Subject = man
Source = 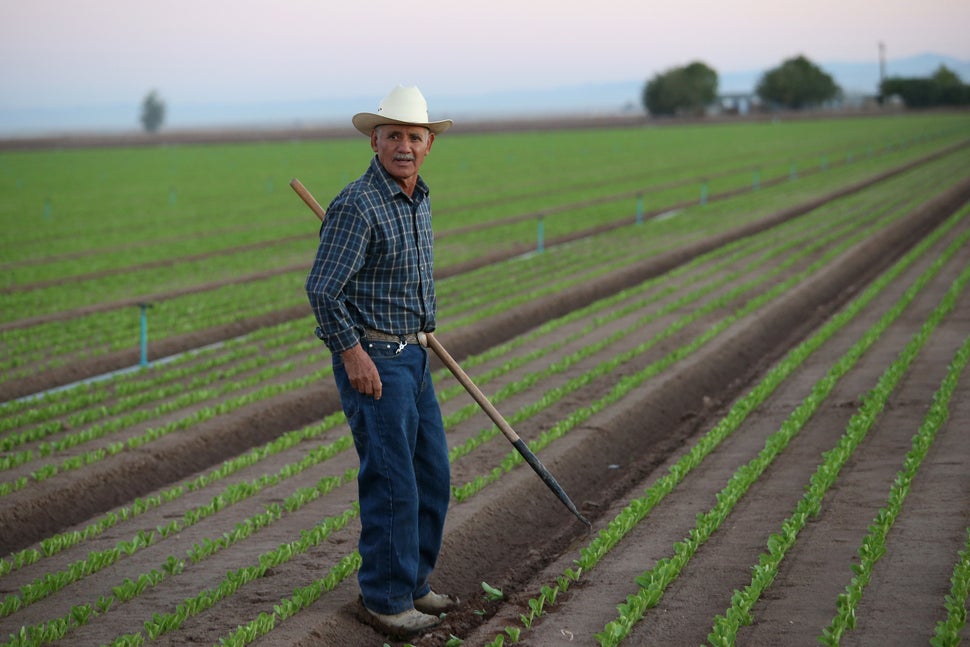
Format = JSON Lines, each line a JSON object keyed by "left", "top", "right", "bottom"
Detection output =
{"left": 304, "top": 85, "right": 458, "bottom": 640}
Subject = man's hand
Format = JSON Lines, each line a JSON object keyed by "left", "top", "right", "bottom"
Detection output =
{"left": 341, "top": 344, "right": 382, "bottom": 399}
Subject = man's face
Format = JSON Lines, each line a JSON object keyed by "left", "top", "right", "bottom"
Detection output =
{"left": 371, "top": 124, "right": 435, "bottom": 190}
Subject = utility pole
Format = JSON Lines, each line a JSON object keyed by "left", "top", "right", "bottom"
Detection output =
{"left": 878, "top": 42, "right": 886, "bottom": 102}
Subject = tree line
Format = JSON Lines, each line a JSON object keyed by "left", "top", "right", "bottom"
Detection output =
{"left": 136, "top": 57, "right": 968, "bottom": 133}
{"left": 642, "top": 54, "right": 969, "bottom": 117}
{"left": 880, "top": 66, "right": 970, "bottom": 108}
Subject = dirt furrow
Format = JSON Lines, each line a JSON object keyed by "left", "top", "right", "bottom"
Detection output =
{"left": 636, "top": 227, "right": 970, "bottom": 647}
{"left": 1, "top": 173, "right": 968, "bottom": 647}
{"left": 451, "top": 189, "right": 970, "bottom": 647}
{"left": 841, "top": 360, "right": 970, "bottom": 647}
{"left": 253, "top": 176, "right": 970, "bottom": 647}
{"left": 733, "top": 244, "right": 970, "bottom": 647}
{"left": 0, "top": 174, "right": 910, "bottom": 553}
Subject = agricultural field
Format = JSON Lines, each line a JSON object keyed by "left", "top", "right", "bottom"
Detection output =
{"left": 1, "top": 112, "right": 969, "bottom": 647}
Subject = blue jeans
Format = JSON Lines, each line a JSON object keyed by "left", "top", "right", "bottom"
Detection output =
{"left": 333, "top": 340, "right": 450, "bottom": 615}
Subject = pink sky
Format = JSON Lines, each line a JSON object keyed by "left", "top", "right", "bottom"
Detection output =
{"left": 1, "top": 0, "right": 968, "bottom": 110}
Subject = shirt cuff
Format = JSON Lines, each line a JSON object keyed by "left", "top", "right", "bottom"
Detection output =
{"left": 315, "top": 326, "right": 359, "bottom": 355}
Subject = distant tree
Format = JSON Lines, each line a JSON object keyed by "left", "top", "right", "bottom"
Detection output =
{"left": 931, "top": 65, "right": 970, "bottom": 105}
{"left": 880, "top": 77, "right": 939, "bottom": 108}
{"left": 756, "top": 55, "right": 840, "bottom": 109}
{"left": 880, "top": 65, "right": 970, "bottom": 108}
{"left": 140, "top": 90, "right": 166, "bottom": 133}
{"left": 643, "top": 61, "right": 718, "bottom": 116}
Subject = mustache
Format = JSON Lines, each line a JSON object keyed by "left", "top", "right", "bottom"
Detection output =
{"left": 393, "top": 153, "right": 416, "bottom": 162}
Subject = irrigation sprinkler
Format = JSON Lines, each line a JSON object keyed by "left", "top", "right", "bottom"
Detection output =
{"left": 289, "top": 177, "right": 592, "bottom": 529}
{"left": 137, "top": 302, "right": 153, "bottom": 367}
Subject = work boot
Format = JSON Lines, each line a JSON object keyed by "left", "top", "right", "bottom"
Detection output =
{"left": 414, "top": 590, "right": 460, "bottom": 615}
{"left": 357, "top": 599, "right": 440, "bottom": 640}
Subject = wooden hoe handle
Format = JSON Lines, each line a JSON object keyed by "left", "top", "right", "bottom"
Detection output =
{"left": 290, "top": 178, "right": 326, "bottom": 221}
{"left": 418, "top": 332, "right": 521, "bottom": 444}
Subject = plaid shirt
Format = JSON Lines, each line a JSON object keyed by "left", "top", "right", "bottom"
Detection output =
{"left": 305, "top": 156, "right": 437, "bottom": 354}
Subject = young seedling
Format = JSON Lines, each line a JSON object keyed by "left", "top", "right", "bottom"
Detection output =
{"left": 481, "top": 581, "right": 504, "bottom": 601}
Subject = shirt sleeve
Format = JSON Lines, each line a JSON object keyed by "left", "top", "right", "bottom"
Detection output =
{"left": 304, "top": 198, "right": 370, "bottom": 354}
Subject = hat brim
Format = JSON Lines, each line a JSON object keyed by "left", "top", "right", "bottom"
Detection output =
{"left": 352, "top": 112, "right": 453, "bottom": 136}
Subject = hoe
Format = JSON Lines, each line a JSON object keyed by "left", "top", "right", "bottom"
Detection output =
{"left": 291, "top": 178, "right": 591, "bottom": 529}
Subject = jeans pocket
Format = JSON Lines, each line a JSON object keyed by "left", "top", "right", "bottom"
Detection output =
{"left": 362, "top": 340, "right": 405, "bottom": 360}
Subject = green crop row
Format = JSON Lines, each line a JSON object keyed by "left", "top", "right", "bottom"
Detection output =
{"left": 0, "top": 134, "right": 914, "bottom": 329}
{"left": 620, "top": 215, "right": 970, "bottom": 646}
{"left": 2, "top": 115, "right": 966, "bottom": 386}
{"left": 0, "top": 427, "right": 355, "bottom": 618}
{"left": 432, "top": 133, "right": 958, "bottom": 270}
{"left": 820, "top": 327, "right": 970, "bottom": 644}
{"left": 0, "top": 335, "right": 275, "bottom": 438}
{"left": 0, "top": 144, "right": 960, "bottom": 528}
{"left": 1, "top": 221, "right": 936, "bottom": 644}
{"left": 209, "top": 209, "right": 851, "bottom": 644}
{"left": 0, "top": 342, "right": 320, "bottom": 473}
{"left": 0, "top": 142, "right": 952, "bottom": 506}
{"left": 3, "top": 114, "right": 955, "bottom": 258}
{"left": 453, "top": 180, "right": 936, "bottom": 503}
{"left": 7, "top": 499, "right": 359, "bottom": 647}
{"left": 437, "top": 140, "right": 968, "bottom": 338}
{"left": 0, "top": 158, "right": 884, "bottom": 647}
{"left": 2, "top": 117, "right": 969, "bottom": 647}
{"left": 0, "top": 359, "right": 328, "bottom": 494}
{"left": 932, "top": 526, "right": 970, "bottom": 647}
{"left": 0, "top": 405, "right": 351, "bottom": 577}
{"left": 481, "top": 201, "right": 968, "bottom": 647}
{"left": 4, "top": 149, "right": 932, "bottom": 467}
{"left": 6, "top": 246, "right": 742, "bottom": 593}
{"left": 1, "top": 140, "right": 960, "bottom": 391}
{"left": 709, "top": 241, "right": 970, "bottom": 647}
{"left": 0, "top": 345, "right": 316, "bottom": 466}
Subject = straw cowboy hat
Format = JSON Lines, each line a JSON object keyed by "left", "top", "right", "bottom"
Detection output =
{"left": 352, "top": 85, "right": 453, "bottom": 136}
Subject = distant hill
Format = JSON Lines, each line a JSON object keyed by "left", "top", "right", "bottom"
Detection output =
{"left": 1, "top": 52, "right": 967, "bottom": 137}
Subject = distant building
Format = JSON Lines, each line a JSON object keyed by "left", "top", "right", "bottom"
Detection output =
{"left": 713, "top": 92, "right": 760, "bottom": 116}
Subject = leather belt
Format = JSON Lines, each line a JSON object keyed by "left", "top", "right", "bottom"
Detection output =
{"left": 361, "top": 327, "right": 420, "bottom": 345}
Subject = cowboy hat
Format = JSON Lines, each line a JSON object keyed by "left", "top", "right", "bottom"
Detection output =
{"left": 352, "top": 85, "right": 453, "bottom": 136}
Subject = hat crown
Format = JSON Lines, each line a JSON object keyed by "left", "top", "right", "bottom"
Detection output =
{"left": 376, "top": 86, "right": 430, "bottom": 123}
{"left": 352, "top": 85, "right": 453, "bottom": 136}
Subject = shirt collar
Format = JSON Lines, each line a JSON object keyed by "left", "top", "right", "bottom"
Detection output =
{"left": 369, "top": 155, "right": 430, "bottom": 203}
